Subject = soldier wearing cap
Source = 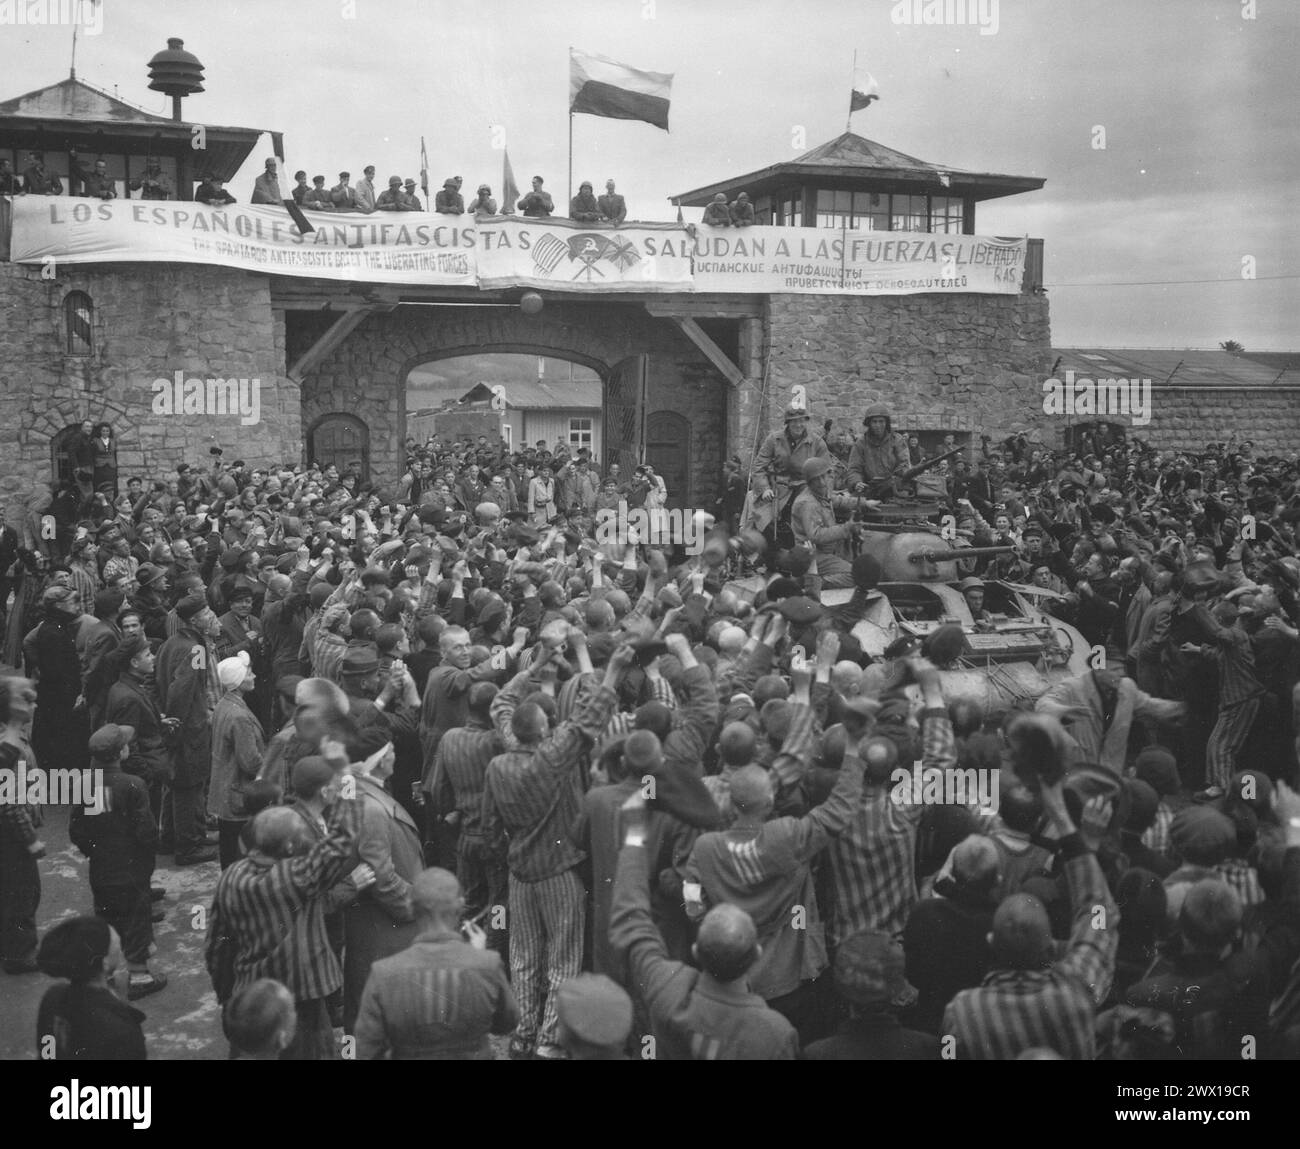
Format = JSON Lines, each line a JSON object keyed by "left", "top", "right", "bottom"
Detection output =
{"left": 750, "top": 404, "right": 829, "bottom": 540}
{"left": 791, "top": 455, "right": 869, "bottom": 600}
{"left": 69, "top": 724, "right": 168, "bottom": 1000}
{"left": 847, "top": 403, "right": 911, "bottom": 496}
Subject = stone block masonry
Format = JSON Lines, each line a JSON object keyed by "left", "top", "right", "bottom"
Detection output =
{"left": 756, "top": 291, "right": 1054, "bottom": 457}
{"left": 0, "top": 261, "right": 300, "bottom": 512}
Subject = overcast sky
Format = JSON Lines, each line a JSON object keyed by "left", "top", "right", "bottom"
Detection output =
{"left": 5, "top": 0, "right": 1297, "bottom": 349}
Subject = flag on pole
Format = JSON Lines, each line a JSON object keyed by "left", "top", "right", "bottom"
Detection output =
{"left": 850, "top": 67, "right": 880, "bottom": 113}
{"left": 502, "top": 147, "right": 520, "bottom": 215}
{"left": 419, "top": 137, "right": 430, "bottom": 203}
{"left": 569, "top": 48, "right": 673, "bottom": 131}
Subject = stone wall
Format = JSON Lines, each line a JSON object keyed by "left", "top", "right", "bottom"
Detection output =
{"left": 0, "top": 261, "right": 299, "bottom": 515}
{"left": 1136, "top": 388, "right": 1300, "bottom": 455}
{"left": 290, "top": 300, "right": 731, "bottom": 504}
{"left": 755, "top": 291, "right": 1053, "bottom": 456}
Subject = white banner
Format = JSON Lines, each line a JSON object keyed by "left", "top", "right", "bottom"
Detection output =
{"left": 690, "top": 226, "right": 1027, "bottom": 294}
{"left": 8, "top": 197, "right": 478, "bottom": 285}
{"left": 475, "top": 216, "right": 692, "bottom": 292}
{"left": 8, "top": 198, "right": 1024, "bottom": 294}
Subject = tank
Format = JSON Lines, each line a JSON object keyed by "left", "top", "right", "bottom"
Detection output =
{"left": 723, "top": 526, "right": 1091, "bottom": 717}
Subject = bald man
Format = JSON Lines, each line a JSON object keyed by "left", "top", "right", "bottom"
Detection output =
{"left": 941, "top": 779, "right": 1118, "bottom": 1059}
{"left": 205, "top": 789, "right": 363, "bottom": 1060}
{"left": 611, "top": 792, "right": 797, "bottom": 1059}
{"left": 354, "top": 868, "right": 518, "bottom": 1060}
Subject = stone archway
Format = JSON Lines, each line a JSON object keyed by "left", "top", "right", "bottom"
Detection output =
{"left": 289, "top": 300, "right": 732, "bottom": 503}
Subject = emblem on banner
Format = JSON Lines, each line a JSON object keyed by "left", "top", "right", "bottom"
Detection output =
{"left": 531, "top": 232, "right": 640, "bottom": 281}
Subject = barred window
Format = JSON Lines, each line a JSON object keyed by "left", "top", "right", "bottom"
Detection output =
{"left": 64, "top": 291, "right": 94, "bottom": 355}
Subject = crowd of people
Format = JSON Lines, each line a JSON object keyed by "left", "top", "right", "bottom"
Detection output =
{"left": 2, "top": 400, "right": 1300, "bottom": 1062}
{"left": 2, "top": 150, "right": 632, "bottom": 223}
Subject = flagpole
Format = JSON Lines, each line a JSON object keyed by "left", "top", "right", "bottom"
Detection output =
{"left": 846, "top": 50, "right": 856, "bottom": 132}
{"left": 568, "top": 112, "right": 574, "bottom": 211}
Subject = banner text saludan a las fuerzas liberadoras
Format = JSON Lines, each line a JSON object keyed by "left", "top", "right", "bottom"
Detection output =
{"left": 8, "top": 197, "right": 1025, "bottom": 295}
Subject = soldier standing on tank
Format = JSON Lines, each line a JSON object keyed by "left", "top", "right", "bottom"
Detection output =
{"left": 749, "top": 406, "right": 829, "bottom": 546}
{"left": 847, "top": 404, "right": 910, "bottom": 496}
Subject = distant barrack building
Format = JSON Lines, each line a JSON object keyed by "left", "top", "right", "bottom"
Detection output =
{"left": 2, "top": 43, "right": 1295, "bottom": 516}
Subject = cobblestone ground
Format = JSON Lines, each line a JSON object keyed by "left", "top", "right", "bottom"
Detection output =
{"left": 0, "top": 805, "right": 511, "bottom": 1060}
{"left": 1, "top": 805, "right": 224, "bottom": 1060}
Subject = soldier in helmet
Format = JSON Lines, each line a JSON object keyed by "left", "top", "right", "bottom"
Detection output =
{"left": 959, "top": 576, "right": 994, "bottom": 623}
{"left": 792, "top": 456, "right": 876, "bottom": 600}
{"left": 847, "top": 404, "right": 910, "bottom": 496}
{"left": 749, "top": 405, "right": 829, "bottom": 545}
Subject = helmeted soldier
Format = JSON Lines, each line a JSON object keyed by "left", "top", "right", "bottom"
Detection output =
{"left": 792, "top": 455, "right": 875, "bottom": 600}
{"left": 749, "top": 405, "right": 829, "bottom": 545}
{"left": 847, "top": 403, "right": 910, "bottom": 494}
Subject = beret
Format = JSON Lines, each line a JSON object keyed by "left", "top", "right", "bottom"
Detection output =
{"left": 88, "top": 723, "right": 135, "bottom": 759}
{"left": 555, "top": 974, "right": 633, "bottom": 1048}
{"left": 1134, "top": 746, "right": 1179, "bottom": 796}
{"left": 1170, "top": 807, "right": 1236, "bottom": 865}
{"left": 175, "top": 594, "right": 208, "bottom": 620}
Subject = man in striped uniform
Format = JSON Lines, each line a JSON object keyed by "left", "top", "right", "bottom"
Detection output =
{"left": 826, "top": 658, "right": 956, "bottom": 946}
{"left": 943, "top": 781, "right": 1118, "bottom": 1059}
{"left": 482, "top": 633, "right": 631, "bottom": 1059}
{"left": 205, "top": 791, "right": 367, "bottom": 1060}
{"left": 428, "top": 682, "right": 507, "bottom": 957}
{"left": 1179, "top": 599, "right": 1266, "bottom": 799}
{"left": 354, "top": 868, "right": 518, "bottom": 1060}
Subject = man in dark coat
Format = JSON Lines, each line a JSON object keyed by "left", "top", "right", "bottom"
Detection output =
{"left": 69, "top": 725, "right": 167, "bottom": 1000}
{"left": 155, "top": 597, "right": 220, "bottom": 864}
{"left": 105, "top": 633, "right": 174, "bottom": 827}
{"left": 29, "top": 586, "right": 89, "bottom": 773}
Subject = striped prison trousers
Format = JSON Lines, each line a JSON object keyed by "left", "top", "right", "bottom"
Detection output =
{"left": 507, "top": 868, "right": 585, "bottom": 1055}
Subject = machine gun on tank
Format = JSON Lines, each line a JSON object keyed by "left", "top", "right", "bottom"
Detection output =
{"left": 854, "top": 445, "right": 965, "bottom": 500}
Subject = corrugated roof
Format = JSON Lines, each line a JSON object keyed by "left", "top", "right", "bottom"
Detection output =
{"left": 460, "top": 379, "right": 601, "bottom": 410}
{"left": 1050, "top": 348, "right": 1300, "bottom": 388}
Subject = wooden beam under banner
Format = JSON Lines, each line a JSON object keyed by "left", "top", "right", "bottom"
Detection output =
{"left": 286, "top": 305, "right": 376, "bottom": 382}
{"left": 663, "top": 314, "right": 746, "bottom": 388}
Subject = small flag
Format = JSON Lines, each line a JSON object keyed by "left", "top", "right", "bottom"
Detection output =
{"left": 270, "top": 133, "right": 313, "bottom": 234}
{"left": 420, "top": 137, "right": 429, "bottom": 202}
{"left": 502, "top": 147, "right": 520, "bottom": 215}
{"left": 850, "top": 67, "right": 880, "bottom": 113}
{"left": 570, "top": 48, "right": 673, "bottom": 131}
